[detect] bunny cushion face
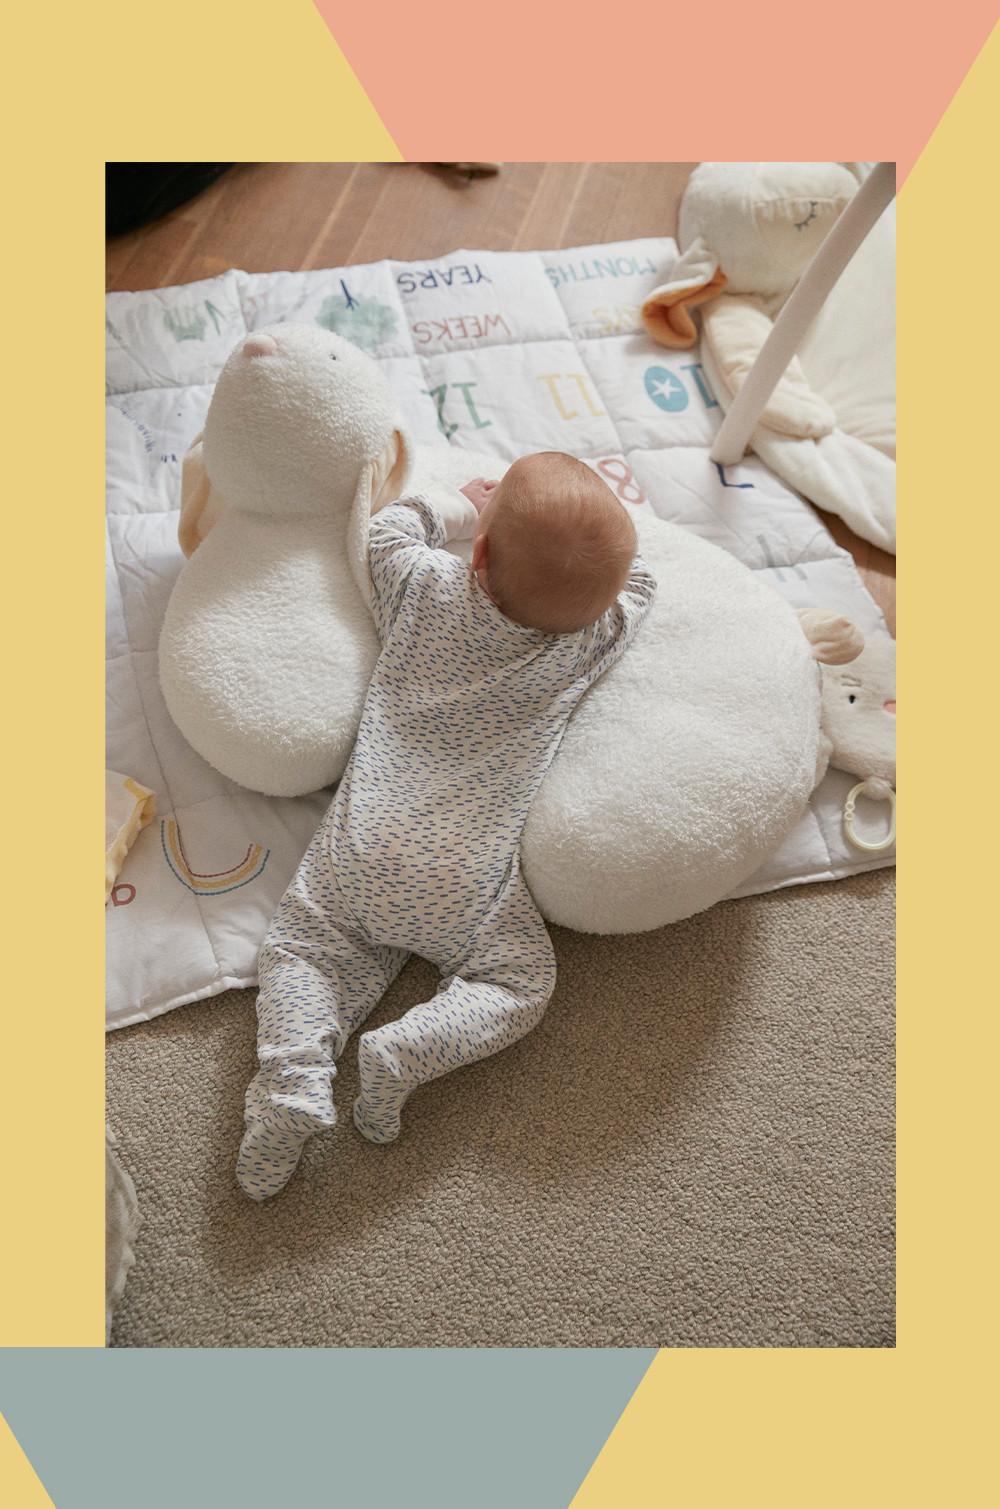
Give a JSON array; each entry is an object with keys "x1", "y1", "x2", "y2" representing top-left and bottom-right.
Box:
[{"x1": 203, "y1": 325, "x2": 404, "y2": 522}]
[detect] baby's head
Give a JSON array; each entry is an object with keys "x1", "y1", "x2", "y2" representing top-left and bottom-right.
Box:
[{"x1": 471, "y1": 452, "x2": 637, "y2": 633}]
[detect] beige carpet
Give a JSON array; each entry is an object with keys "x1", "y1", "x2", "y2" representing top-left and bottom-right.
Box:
[{"x1": 107, "y1": 869, "x2": 894, "y2": 1348}]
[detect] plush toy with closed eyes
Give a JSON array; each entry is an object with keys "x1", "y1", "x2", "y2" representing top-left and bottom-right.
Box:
[{"x1": 642, "y1": 162, "x2": 896, "y2": 554}]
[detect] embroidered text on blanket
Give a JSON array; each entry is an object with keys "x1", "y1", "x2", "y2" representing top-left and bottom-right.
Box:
[{"x1": 397, "y1": 263, "x2": 493, "y2": 293}]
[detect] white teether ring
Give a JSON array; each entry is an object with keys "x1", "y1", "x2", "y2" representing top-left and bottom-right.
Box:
[{"x1": 843, "y1": 779, "x2": 896, "y2": 853}]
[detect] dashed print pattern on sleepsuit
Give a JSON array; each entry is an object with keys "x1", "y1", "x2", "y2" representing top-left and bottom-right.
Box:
[{"x1": 237, "y1": 493, "x2": 656, "y2": 1200}]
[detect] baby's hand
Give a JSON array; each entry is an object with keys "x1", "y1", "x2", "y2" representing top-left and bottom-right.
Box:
[{"x1": 460, "y1": 478, "x2": 499, "y2": 514}]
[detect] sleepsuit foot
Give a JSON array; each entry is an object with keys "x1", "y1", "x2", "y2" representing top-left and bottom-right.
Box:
[{"x1": 236, "y1": 829, "x2": 406, "y2": 1201}]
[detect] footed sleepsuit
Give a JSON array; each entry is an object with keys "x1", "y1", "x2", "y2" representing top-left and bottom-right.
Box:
[{"x1": 237, "y1": 490, "x2": 656, "y2": 1200}]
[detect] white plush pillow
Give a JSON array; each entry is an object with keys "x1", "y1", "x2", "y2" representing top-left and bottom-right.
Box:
[
  {"x1": 161, "y1": 509, "x2": 377, "y2": 798},
  {"x1": 523, "y1": 511, "x2": 822, "y2": 932}
]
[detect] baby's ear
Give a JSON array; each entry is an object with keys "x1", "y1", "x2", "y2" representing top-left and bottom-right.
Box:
[
  {"x1": 471, "y1": 533, "x2": 489, "y2": 573},
  {"x1": 797, "y1": 608, "x2": 865, "y2": 665},
  {"x1": 642, "y1": 237, "x2": 727, "y2": 349}
]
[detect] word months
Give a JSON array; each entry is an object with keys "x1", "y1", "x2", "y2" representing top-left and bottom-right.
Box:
[{"x1": 547, "y1": 255, "x2": 659, "y2": 289}]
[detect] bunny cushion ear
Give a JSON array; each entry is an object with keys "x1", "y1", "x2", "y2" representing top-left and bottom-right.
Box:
[
  {"x1": 641, "y1": 237, "x2": 727, "y2": 350},
  {"x1": 178, "y1": 432, "x2": 229, "y2": 556},
  {"x1": 347, "y1": 425, "x2": 414, "y2": 608}
]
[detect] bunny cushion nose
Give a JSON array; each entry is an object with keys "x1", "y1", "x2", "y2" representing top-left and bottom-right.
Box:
[
  {"x1": 243, "y1": 333, "x2": 278, "y2": 359},
  {"x1": 883, "y1": 699, "x2": 896, "y2": 715}
]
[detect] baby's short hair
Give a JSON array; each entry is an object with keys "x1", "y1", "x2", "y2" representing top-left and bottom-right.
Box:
[{"x1": 486, "y1": 452, "x2": 637, "y2": 633}]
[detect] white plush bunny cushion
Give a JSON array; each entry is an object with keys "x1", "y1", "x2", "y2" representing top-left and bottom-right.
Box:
[
  {"x1": 160, "y1": 326, "x2": 410, "y2": 797},
  {"x1": 523, "y1": 510, "x2": 822, "y2": 932},
  {"x1": 161, "y1": 506, "x2": 378, "y2": 796}
]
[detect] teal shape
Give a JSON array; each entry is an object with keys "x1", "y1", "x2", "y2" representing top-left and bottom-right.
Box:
[
  {"x1": 163, "y1": 306, "x2": 207, "y2": 343},
  {"x1": 644, "y1": 365, "x2": 689, "y2": 412},
  {"x1": 317, "y1": 292, "x2": 399, "y2": 352},
  {"x1": 0, "y1": 1347, "x2": 654, "y2": 1509}
]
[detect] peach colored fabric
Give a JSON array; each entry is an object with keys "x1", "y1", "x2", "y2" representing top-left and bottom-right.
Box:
[
  {"x1": 643, "y1": 270, "x2": 727, "y2": 349},
  {"x1": 317, "y1": 4, "x2": 997, "y2": 183}
]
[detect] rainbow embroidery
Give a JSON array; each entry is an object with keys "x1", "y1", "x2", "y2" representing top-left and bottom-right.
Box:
[{"x1": 161, "y1": 818, "x2": 270, "y2": 895}]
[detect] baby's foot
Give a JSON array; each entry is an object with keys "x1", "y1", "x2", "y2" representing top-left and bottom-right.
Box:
[
  {"x1": 236, "y1": 1067, "x2": 337, "y2": 1201},
  {"x1": 236, "y1": 1118, "x2": 312, "y2": 1201},
  {"x1": 352, "y1": 1095, "x2": 401, "y2": 1144},
  {"x1": 354, "y1": 1032, "x2": 409, "y2": 1144}
]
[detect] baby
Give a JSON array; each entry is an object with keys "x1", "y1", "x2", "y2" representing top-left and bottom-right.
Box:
[{"x1": 237, "y1": 450, "x2": 656, "y2": 1200}]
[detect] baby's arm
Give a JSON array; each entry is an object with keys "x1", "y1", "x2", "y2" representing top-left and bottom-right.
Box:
[
  {"x1": 369, "y1": 489, "x2": 479, "y2": 640},
  {"x1": 577, "y1": 555, "x2": 657, "y2": 685}
]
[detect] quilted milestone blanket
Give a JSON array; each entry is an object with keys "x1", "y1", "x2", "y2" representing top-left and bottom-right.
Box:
[{"x1": 106, "y1": 238, "x2": 894, "y2": 1030}]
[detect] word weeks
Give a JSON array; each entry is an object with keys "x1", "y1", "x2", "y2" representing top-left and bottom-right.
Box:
[{"x1": 412, "y1": 313, "x2": 512, "y2": 346}]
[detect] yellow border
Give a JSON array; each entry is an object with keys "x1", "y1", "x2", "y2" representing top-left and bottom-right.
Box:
[
  {"x1": 2, "y1": 1, "x2": 396, "y2": 1357},
  {"x1": 0, "y1": 1420, "x2": 52, "y2": 1509},
  {"x1": 3, "y1": 0, "x2": 996, "y2": 1501},
  {"x1": 572, "y1": 26, "x2": 998, "y2": 1508}
]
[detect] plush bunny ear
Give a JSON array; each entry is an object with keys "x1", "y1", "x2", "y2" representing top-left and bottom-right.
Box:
[
  {"x1": 641, "y1": 237, "x2": 728, "y2": 350},
  {"x1": 177, "y1": 433, "x2": 229, "y2": 556},
  {"x1": 347, "y1": 426, "x2": 415, "y2": 608},
  {"x1": 797, "y1": 609, "x2": 865, "y2": 665}
]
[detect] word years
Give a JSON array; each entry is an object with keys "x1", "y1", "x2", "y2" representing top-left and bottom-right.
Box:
[{"x1": 398, "y1": 263, "x2": 493, "y2": 295}]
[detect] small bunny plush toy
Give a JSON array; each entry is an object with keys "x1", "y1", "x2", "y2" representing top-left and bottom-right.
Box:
[
  {"x1": 820, "y1": 634, "x2": 896, "y2": 852},
  {"x1": 796, "y1": 609, "x2": 895, "y2": 850}
]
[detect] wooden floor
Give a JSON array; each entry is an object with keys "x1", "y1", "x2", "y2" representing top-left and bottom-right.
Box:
[{"x1": 107, "y1": 163, "x2": 894, "y2": 628}]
